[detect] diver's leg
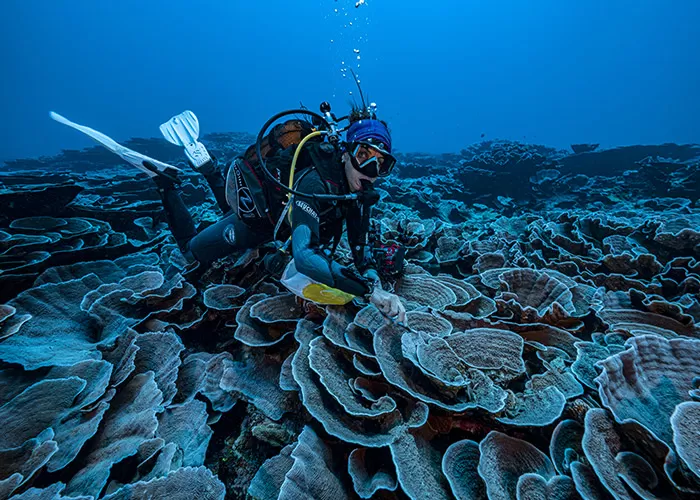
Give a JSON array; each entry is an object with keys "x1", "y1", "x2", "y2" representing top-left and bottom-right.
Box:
[
  {"x1": 161, "y1": 110, "x2": 228, "y2": 211},
  {"x1": 153, "y1": 177, "x2": 198, "y2": 253},
  {"x1": 197, "y1": 156, "x2": 230, "y2": 214},
  {"x1": 186, "y1": 213, "x2": 271, "y2": 265}
]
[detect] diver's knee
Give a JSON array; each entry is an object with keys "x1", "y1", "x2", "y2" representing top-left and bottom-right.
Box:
[{"x1": 186, "y1": 219, "x2": 241, "y2": 265}]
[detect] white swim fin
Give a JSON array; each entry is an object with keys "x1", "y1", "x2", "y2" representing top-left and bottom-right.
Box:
[
  {"x1": 159, "y1": 110, "x2": 212, "y2": 169},
  {"x1": 49, "y1": 111, "x2": 183, "y2": 180}
]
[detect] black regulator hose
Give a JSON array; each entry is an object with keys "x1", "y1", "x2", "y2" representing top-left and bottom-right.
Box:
[{"x1": 255, "y1": 108, "x2": 361, "y2": 202}]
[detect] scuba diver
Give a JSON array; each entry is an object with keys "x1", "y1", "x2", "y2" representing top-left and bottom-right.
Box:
[{"x1": 50, "y1": 99, "x2": 407, "y2": 323}]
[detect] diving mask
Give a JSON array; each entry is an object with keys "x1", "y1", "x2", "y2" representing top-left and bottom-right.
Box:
[{"x1": 351, "y1": 142, "x2": 397, "y2": 178}]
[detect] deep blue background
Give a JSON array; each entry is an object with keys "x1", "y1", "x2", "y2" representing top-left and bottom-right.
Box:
[{"x1": 2, "y1": 0, "x2": 699, "y2": 162}]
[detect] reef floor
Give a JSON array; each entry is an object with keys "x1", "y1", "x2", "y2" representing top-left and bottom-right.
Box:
[{"x1": 0, "y1": 137, "x2": 699, "y2": 499}]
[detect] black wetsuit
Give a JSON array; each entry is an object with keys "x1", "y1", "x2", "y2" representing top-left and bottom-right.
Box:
[{"x1": 156, "y1": 142, "x2": 375, "y2": 296}]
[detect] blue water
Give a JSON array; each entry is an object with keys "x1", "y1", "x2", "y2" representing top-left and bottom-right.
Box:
[{"x1": 2, "y1": 0, "x2": 699, "y2": 162}]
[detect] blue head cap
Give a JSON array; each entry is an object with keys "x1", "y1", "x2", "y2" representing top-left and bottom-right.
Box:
[{"x1": 346, "y1": 119, "x2": 392, "y2": 154}]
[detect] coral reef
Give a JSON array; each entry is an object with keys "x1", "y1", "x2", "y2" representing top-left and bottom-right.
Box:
[{"x1": 1, "y1": 136, "x2": 699, "y2": 499}]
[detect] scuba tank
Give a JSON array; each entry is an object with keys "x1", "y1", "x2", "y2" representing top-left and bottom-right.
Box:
[{"x1": 224, "y1": 119, "x2": 319, "y2": 225}]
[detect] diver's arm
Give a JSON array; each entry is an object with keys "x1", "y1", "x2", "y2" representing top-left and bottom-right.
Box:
[
  {"x1": 346, "y1": 202, "x2": 369, "y2": 268},
  {"x1": 290, "y1": 181, "x2": 371, "y2": 296},
  {"x1": 291, "y1": 196, "x2": 405, "y2": 321},
  {"x1": 346, "y1": 202, "x2": 382, "y2": 288},
  {"x1": 292, "y1": 224, "x2": 369, "y2": 296},
  {"x1": 345, "y1": 201, "x2": 406, "y2": 321}
]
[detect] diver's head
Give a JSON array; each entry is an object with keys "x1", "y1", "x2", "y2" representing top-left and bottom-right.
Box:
[{"x1": 342, "y1": 118, "x2": 396, "y2": 192}]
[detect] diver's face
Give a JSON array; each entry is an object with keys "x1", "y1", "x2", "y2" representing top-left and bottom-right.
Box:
[{"x1": 343, "y1": 152, "x2": 378, "y2": 192}]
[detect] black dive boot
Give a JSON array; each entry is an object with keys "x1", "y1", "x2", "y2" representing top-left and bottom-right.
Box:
[
  {"x1": 190, "y1": 154, "x2": 230, "y2": 214},
  {"x1": 145, "y1": 162, "x2": 198, "y2": 255}
]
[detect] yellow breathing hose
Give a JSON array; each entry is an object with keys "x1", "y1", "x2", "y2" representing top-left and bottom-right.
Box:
[
  {"x1": 274, "y1": 129, "x2": 326, "y2": 254},
  {"x1": 289, "y1": 130, "x2": 325, "y2": 190},
  {"x1": 286, "y1": 130, "x2": 326, "y2": 222}
]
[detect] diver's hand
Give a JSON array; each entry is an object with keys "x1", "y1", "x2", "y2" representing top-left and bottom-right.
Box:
[{"x1": 370, "y1": 289, "x2": 407, "y2": 324}]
